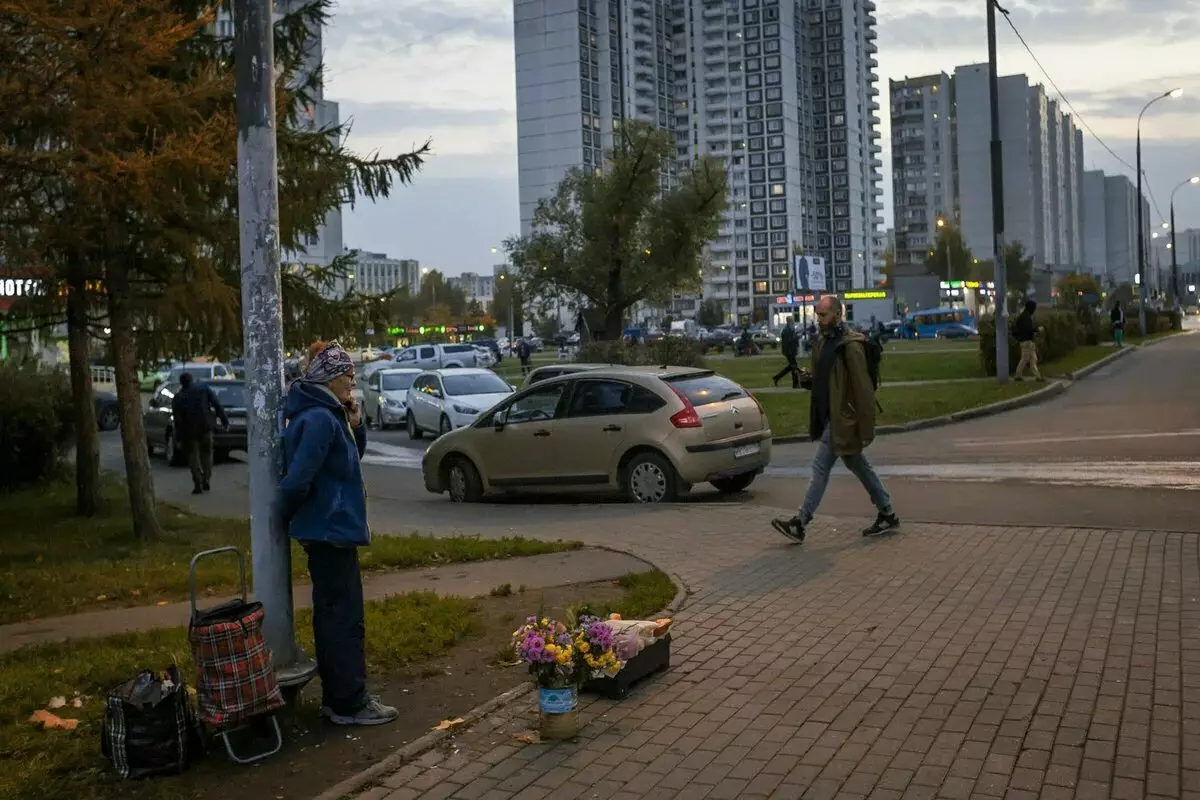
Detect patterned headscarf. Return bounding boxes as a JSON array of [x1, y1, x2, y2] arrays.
[[300, 341, 354, 384]]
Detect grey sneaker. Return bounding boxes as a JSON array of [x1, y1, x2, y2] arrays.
[[322, 696, 399, 726]]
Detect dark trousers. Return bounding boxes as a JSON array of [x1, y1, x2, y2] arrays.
[[305, 542, 367, 715], [773, 353, 801, 388], [520, 356, 531, 376], [184, 430, 213, 489]]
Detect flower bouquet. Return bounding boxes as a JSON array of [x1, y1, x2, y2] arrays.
[[511, 614, 624, 739]]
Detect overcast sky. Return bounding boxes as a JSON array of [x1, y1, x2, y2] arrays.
[[323, 0, 1200, 275]]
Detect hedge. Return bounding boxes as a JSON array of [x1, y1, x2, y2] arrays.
[[576, 336, 707, 368], [978, 309, 1081, 377], [0, 361, 75, 490], [1097, 308, 1180, 339]]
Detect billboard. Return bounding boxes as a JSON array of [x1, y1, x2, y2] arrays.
[[793, 255, 827, 292]]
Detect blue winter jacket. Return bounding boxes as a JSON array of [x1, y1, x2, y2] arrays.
[[278, 382, 370, 547]]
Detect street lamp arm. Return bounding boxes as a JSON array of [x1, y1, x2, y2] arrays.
[[1170, 176, 1200, 205]]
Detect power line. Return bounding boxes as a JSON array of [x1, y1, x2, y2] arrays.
[[996, 6, 1169, 224]]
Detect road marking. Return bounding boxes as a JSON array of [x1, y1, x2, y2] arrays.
[[362, 441, 424, 470], [953, 430, 1200, 448], [763, 461, 1200, 490]]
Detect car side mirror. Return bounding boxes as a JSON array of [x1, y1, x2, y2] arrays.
[[508, 383, 517, 391], [494, 410, 507, 430]]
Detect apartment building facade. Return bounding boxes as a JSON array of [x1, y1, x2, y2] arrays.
[[1081, 170, 1149, 288], [514, 0, 883, 325], [345, 251, 421, 297]]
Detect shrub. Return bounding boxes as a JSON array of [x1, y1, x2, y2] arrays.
[[978, 309, 1080, 376], [576, 336, 707, 368], [0, 360, 75, 490], [1099, 308, 1180, 338]]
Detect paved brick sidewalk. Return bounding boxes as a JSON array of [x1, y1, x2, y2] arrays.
[[339, 508, 1200, 800]]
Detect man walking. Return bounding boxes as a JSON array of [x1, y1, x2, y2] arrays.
[[171, 372, 229, 494], [1110, 301, 1125, 347], [772, 316, 802, 388], [1013, 299, 1044, 381], [771, 295, 899, 542], [516, 337, 533, 377]]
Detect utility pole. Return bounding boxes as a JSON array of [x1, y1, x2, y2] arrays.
[[987, 0, 1009, 382], [234, 0, 309, 684]]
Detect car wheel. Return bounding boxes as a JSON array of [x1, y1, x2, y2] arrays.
[[446, 456, 483, 503], [407, 412, 423, 440], [439, 415, 453, 436], [624, 451, 680, 504], [98, 405, 119, 431], [711, 472, 757, 494], [165, 430, 186, 467]]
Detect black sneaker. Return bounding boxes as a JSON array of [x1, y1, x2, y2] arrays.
[[771, 516, 806, 543], [191, 486, 203, 495], [202, 481, 210, 492], [862, 513, 900, 537]]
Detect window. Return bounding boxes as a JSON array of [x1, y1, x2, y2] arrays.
[[501, 383, 566, 424], [658, 377, 747, 406], [380, 372, 417, 392], [770, 184, 785, 195], [442, 372, 512, 397], [419, 346, 436, 360], [568, 380, 664, 417], [207, 382, 245, 408]]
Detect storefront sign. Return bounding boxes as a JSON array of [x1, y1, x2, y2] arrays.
[[842, 290, 888, 300]]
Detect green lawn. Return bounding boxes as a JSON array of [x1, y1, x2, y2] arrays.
[[1038, 345, 1114, 377], [0, 568, 674, 800], [713, 350, 984, 389], [757, 380, 1039, 438], [0, 482, 581, 624]]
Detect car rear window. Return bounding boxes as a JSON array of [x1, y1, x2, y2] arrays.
[[206, 382, 246, 408], [663, 373, 748, 407]]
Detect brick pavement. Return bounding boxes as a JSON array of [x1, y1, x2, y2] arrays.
[[338, 506, 1200, 800]]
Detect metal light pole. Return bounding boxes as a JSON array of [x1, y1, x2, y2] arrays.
[[1169, 176, 1199, 310], [234, 0, 308, 682], [1136, 88, 1182, 332], [986, 0, 1009, 381], [937, 217, 951, 283]]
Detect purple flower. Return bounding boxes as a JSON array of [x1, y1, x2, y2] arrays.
[[525, 635, 544, 653], [557, 634, 572, 647]]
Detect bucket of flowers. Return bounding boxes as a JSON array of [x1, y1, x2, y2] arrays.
[[511, 613, 623, 740]]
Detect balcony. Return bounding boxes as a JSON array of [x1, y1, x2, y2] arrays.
[[863, 0, 876, 10]]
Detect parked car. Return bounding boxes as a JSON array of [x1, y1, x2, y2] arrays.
[[470, 338, 504, 363], [166, 362, 234, 383], [406, 368, 515, 439], [523, 363, 610, 387], [935, 323, 979, 340], [144, 380, 248, 466], [392, 343, 492, 370], [361, 367, 422, 429], [138, 362, 174, 391], [94, 391, 120, 431], [420, 366, 770, 504], [751, 330, 780, 348]]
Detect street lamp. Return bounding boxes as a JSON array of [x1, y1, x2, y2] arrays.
[[1169, 175, 1200, 309], [936, 217, 951, 282], [1136, 87, 1182, 332]]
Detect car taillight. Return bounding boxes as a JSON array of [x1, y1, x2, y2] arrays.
[[668, 386, 702, 428], [750, 392, 765, 415]]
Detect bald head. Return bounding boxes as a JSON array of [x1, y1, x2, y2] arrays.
[[815, 295, 843, 330]]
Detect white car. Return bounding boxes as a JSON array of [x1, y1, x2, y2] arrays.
[[361, 367, 422, 430], [393, 343, 491, 370], [406, 368, 515, 439]]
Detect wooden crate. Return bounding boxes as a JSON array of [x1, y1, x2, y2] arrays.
[[582, 634, 671, 700]]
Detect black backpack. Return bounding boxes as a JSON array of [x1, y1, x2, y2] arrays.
[[862, 335, 883, 390]]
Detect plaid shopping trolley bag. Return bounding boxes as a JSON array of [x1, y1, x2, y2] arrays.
[[188, 546, 285, 764]]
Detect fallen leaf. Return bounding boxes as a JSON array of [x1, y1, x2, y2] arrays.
[[511, 731, 540, 744], [71, 697, 86, 708], [95, 594, 107, 602], [29, 710, 79, 731], [47, 696, 66, 709], [432, 718, 465, 732], [156, 600, 169, 607]]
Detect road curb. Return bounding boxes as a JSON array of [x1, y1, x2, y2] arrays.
[[1065, 345, 1134, 381], [770, 381, 1066, 444], [312, 550, 688, 800]]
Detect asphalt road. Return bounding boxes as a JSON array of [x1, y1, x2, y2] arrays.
[[102, 325, 1200, 534]]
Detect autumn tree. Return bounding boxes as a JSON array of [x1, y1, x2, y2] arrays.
[[504, 122, 728, 338], [879, 247, 895, 289], [1055, 272, 1103, 311], [697, 299, 725, 327], [975, 240, 1035, 312], [0, 0, 428, 537], [923, 223, 974, 282], [492, 272, 525, 336]]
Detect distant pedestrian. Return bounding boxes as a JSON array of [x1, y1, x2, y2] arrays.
[[516, 337, 533, 376], [171, 372, 229, 495], [279, 340, 398, 727], [771, 295, 899, 543], [1111, 301, 1125, 347], [1013, 299, 1044, 381], [772, 316, 802, 388]]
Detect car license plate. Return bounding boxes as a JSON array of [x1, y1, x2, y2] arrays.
[[733, 443, 760, 459], [229, 419, 246, 428]]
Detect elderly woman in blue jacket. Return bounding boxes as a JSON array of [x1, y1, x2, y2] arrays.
[[279, 340, 398, 727]]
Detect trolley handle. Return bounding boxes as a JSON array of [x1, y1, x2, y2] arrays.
[[189, 546, 248, 616]]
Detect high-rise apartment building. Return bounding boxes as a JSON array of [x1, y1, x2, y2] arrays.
[[514, 0, 884, 325], [890, 66, 1086, 288], [1080, 170, 1149, 287], [345, 250, 420, 297], [888, 72, 954, 278]]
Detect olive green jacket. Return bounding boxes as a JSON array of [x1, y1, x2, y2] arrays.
[[808, 329, 877, 455]]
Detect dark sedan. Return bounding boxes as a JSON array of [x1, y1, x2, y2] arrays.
[[94, 391, 120, 431], [144, 380, 248, 466], [935, 323, 979, 340]]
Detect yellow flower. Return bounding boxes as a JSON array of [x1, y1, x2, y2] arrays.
[[544, 644, 557, 657], [556, 650, 570, 664], [540, 618, 549, 627], [578, 642, 590, 654]]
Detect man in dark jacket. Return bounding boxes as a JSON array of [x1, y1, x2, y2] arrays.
[[171, 372, 229, 494], [1110, 301, 1125, 347], [772, 316, 802, 388], [771, 295, 898, 543], [1013, 299, 1044, 381], [280, 341, 394, 727], [516, 337, 532, 376]]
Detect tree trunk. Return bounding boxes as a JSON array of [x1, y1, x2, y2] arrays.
[[105, 253, 163, 541], [66, 270, 102, 516]]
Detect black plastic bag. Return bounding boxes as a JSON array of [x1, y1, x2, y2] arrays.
[[101, 665, 205, 779]]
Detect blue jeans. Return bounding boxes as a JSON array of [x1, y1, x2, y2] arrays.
[[799, 427, 893, 524]]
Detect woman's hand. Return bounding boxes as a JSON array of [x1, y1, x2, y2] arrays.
[[345, 400, 362, 429]]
